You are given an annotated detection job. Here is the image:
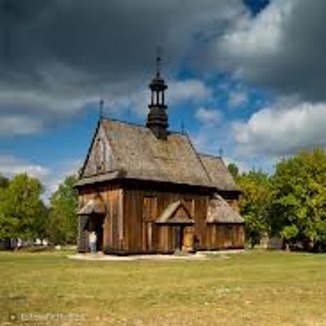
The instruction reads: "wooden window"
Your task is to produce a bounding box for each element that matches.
[95,138,105,173]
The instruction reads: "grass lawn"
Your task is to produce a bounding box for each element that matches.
[0,250,325,325]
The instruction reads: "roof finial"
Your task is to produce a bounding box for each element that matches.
[99,99,104,119]
[219,147,224,157]
[156,46,162,77]
[181,121,185,134]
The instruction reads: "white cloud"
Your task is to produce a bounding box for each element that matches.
[45,159,82,197]
[233,100,326,156]
[0,115,44,136]
[228,90,248,108]
[0,155,50,179]
[219,0,289,61]
[195,107,223,127]
[216,1,326,102]
[168,80,212,104]
[0,155,82,203]
[0,88,96,135]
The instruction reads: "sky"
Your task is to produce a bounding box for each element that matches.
[0,0,326,200]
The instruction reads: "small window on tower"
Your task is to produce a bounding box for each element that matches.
[95,138,105,173]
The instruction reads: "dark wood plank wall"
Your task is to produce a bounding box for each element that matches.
[78,183,244,254]
[206,224,245,250]
[122,186,243,253]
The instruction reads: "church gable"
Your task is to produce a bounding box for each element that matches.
[81,123,116,178]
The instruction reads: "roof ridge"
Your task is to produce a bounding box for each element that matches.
[101,116,187,136]
[101,116,147,129]
[198,152,222,159]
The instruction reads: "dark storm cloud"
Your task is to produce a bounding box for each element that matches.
[218,0,326,102]
[0,0,245,135]
[0,0,243,93]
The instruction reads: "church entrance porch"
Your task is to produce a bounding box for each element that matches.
[77,197,107,253]
[88,214,104,252]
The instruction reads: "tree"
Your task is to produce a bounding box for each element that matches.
[228,163,240,180]
[48,175,78,245]
[0,173,9,188]
[0,173,47,241]
[238,170,272,248]
[272,147,326,251]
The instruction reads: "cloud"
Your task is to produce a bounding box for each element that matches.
[228,90,248,108]
[0,114,43,135]
[0,155,49,179]
[217,0,326,102]
[0,154,81,202]
[168,80,212,105]
[233,99,326,156]
[195,107,223,128]
[0,0,245,136]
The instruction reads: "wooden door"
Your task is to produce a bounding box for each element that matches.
[182,226,194,252]
[174,226,183,251]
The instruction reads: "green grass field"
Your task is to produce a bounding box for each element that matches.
[0,250,325,325]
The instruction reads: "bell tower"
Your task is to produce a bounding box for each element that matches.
[146,53,169,140]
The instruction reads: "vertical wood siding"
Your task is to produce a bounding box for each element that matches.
[122,185,243,254]
[78,183,244,254]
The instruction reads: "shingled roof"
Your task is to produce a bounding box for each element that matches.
[199,154,241,191]
[207,194,244,224]
[77,118,240,192]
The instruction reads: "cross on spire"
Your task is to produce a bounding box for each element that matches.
[99,99,104,119]
[156,46,162,77]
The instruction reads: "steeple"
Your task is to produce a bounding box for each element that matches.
[146,52,169,140]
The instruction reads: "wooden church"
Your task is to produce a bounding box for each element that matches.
[75,61,244,254]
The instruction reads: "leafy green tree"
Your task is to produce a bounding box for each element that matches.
[0,173,47,241]
[238,170,272,248]
[228,163,240,180]
[48,175,78,245]
[272,147,326,251]
[0,174,9,188]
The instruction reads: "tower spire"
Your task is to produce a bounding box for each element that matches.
[146,51,169,140]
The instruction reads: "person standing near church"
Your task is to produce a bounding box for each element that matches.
[89,231,97,254]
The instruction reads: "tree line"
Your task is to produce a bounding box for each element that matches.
[0,173,78,248]
[0,146,325,251]
[229,147,326,252]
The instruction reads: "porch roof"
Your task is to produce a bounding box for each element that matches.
[206,194,244,224]
[156,200,194,225]
[77,199,106,215]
